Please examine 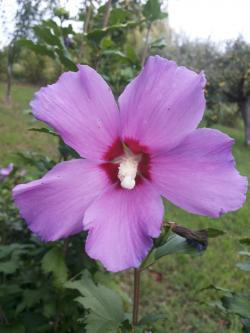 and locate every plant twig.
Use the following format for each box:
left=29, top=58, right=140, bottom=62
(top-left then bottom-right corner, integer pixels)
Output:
left=78, top=1, right=93, bottom=62
left=103, top=0, right=112, bottom=28
left=141, top=23, right=152, bottom=66
left=84, top=0, right=93, bottom=33
left=132, top=268, right=141, bottom=328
